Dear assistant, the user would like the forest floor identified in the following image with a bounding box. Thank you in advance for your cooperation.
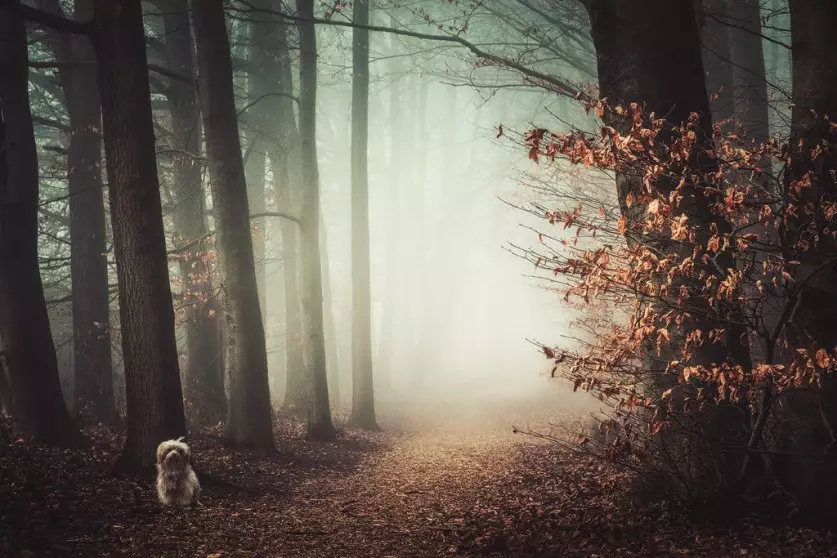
[2,394,837,557]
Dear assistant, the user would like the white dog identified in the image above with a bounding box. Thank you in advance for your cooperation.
[155,437,201,506]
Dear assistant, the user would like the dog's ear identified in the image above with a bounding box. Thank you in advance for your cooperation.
[155,442,169,465]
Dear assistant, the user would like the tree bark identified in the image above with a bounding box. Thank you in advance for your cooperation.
[0,0,81,446]
[320,218,340,403]
[297,0,336,441]
[780,0,837,519]
[41,0,116,424]
[244,16,268,322]
[349,0,378,430]
[697,0,735,131]
[724,0,770,143]
[159,0,226,427]
[190,0,275,452]
[582,0,752,490]
[373,16,403,393]
[92,0,186,469]
[246,4,307,415]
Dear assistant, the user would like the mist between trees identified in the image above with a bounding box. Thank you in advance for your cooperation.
[2,0,837,549]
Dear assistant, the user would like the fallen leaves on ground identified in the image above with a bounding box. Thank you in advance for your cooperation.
[0,401,835,557]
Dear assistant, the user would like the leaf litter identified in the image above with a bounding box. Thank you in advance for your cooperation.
[0,402,835,557]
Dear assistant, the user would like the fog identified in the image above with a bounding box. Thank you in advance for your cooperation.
[248,25,600,418]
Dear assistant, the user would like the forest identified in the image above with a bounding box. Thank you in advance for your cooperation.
[1,0,837,555]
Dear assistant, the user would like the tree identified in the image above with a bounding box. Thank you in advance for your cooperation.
[696,0,734,130]
[348,0,378,429]
[242,0,307,414]
[158,0,226,427]
[244,11,269,321]
[0,0,81,446]
[724,0,769,144]
[190,0,276,452]
[297,0,336,441]
[320,219,341,403]
[41,0,115,424]
[578,0,753,492]
[778,0,837,518]
[93,0,186,469]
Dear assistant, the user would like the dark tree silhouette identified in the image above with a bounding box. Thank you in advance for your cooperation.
[190,0,276,452]
[778,0,837,518]
[348,0,379,430]
[93,0,186,469]
[40,0,116,425]
[158,0,227,427]
[0,0,81,446]
[296,0,336,441]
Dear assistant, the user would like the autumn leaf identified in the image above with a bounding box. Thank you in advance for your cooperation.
[815,349,832,370]
[496,124,504,138]
[543,346,555,359]
[625,191,636,208]
[707,235,720,253]
[617,215,628,234]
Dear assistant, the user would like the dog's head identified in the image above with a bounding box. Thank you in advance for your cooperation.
[156,437,192,469]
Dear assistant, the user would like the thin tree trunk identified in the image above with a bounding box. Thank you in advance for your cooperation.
[190,0,275,452]
[92,0,186,469]
[160,0,226,427]
[297,0,336,441]
[250,5,306,414]
[0,0,81,446]
[245,16,268,321]
[320,219,340,403]
[374,17,402,392]
[281,217,307,410]
[41,0,115,424]
[349,0,378,430]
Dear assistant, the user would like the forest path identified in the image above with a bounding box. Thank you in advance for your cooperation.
[278,403,545,557]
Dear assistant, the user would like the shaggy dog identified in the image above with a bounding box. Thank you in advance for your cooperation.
[155,437,201,506]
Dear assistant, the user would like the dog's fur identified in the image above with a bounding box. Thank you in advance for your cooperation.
[155,438,201,506]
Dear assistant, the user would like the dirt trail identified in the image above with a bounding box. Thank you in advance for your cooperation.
[278,413,528,557]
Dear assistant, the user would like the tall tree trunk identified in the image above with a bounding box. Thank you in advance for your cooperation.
[245,16,268,321]
[780,0,837,519]
[254,7,306,414]
[374,17,402,393]
[93,0,187,469]
[697,0,735,130]
[346,0,379,419]
[190,0,275,452]
[41,0,116,424]
[0,0,81,446]
[297,0,336,441]
[320,220,340,403]
[281,218,306,410]
[277,152,307,412]
[160,0,226,427]
[725,0,770,143]
[582,0,752,491]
